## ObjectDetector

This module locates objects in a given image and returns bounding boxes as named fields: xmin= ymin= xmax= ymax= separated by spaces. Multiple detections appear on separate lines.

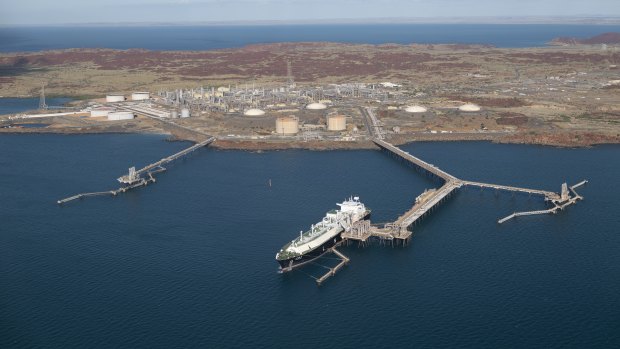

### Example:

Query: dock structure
xmin=58 ymin=137 xmax=215 ymax=204
xmin=326 ymin=112 xmax=588 ymax=285
xmin=370 ymin=137 xmax=584 ymax=225
xmin=460 ymin=180 xmax=561 ymax=202
xmin=308 ymin=135 xmax=587 ymax=285
xmin=118 ymin=137 xmax=214 ymax=184
xmin=315 ymin=247 xmax=350 ymax=286
xmin=497 ymin=180 xmax=587 ymax=223
xmin=373 ymin=138 xmax=457 ymax=182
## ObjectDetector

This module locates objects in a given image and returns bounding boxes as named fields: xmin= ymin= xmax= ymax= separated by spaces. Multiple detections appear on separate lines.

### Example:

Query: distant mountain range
xmin=550 ymin=32 xmax=620 ymax=45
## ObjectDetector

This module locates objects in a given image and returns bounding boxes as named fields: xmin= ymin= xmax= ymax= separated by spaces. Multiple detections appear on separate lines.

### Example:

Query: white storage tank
xmin=306 ymin=102 xmax=327 ymax=110
xmin=131 ymin=92 xmax=150 ymax=101
xmin=106 ymin=94 xmax=125 ymax=103
xmin=181 ymin=108 xmax=190 ymax=118
xmin=458 ymin=103 xmax=481 ymax=112
xmin=275 ymin=116 xmax=299 ymax=135
xmin=107 ymin=111 xmax=135 ymax=121
xmin=90 ymin=107 xmax=113 ymax=117
xmin=244 ymin=108 xmax=266 ymax=116
xmin=327 ymin=114 xmax=346 ymax=131
xmin=405 ymin=105 xmax=428 ymax=113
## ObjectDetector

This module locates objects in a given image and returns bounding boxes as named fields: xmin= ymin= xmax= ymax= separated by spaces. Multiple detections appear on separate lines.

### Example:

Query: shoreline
xmin=2 ymin=127 xmax=618 ymax=150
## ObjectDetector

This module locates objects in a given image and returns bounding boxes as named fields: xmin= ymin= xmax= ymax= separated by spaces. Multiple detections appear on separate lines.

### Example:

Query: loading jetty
xmin=314 ymin=137 xmax=587 ymax=285
xmin=57 ymin=137 xmax=214 ymax=204
xmin=312 ymin=108 xmax=587 ymax=285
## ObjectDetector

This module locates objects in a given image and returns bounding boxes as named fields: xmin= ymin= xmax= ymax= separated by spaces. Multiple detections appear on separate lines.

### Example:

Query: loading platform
xmin=57 ymin=137 xmax=214 ymax=204
xmin=315 ymin=134 xmax=587 ymax=285
xmin=371 ymin=138 xmax=584 ymax=224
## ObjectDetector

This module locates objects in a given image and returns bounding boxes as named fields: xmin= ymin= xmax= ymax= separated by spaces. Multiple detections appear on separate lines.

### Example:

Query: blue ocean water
xmin=0 ymin=98 xmax=73 ymax=115
xmin=1 ymin=24 xmax=620 ymax=52
xmin=1 ymin=133 xmax=619 ymax=348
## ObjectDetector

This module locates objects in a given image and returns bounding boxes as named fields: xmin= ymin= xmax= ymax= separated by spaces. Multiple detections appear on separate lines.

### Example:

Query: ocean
xmin=1 ymin=24 xmax=620 ymax=52
xmin=0 ymin=98 xmax=73 ymax=115
xmin=1 ymin=133 xmax=619 ymax=348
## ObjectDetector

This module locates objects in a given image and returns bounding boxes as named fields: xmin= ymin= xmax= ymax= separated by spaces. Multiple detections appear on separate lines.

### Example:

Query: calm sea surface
xmin=0 ymin=98 xmax=73 ymax=115
xmin=1 ymin=24 xmax=620 ymax=52
xmin=1 ymin=133 xmax=619 ymax=348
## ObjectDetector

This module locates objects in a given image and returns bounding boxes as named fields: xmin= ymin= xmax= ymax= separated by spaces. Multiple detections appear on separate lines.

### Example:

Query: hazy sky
xmin=1 ymin=0 xmax=619 ymax=25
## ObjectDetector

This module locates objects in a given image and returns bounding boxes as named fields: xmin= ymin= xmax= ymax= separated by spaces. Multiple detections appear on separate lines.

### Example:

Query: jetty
xmin=315 ymin=247 xmax=350 ymax=286
xmin=313 ymin=108 xmax=587 ymax=285
xmin=57 ymin=137 xmax=214 ymax=204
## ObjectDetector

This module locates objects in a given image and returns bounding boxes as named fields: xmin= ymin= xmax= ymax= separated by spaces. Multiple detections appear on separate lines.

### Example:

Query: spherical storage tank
xmin=131 ymin=92 xmax=150 ymax=101
xmin=458 ymin=103 xmax=481 ymax=112
xmin=275 ymin=116 xmax=299 ymax=135
xmin=106 ymin=94 xmax=125 ymax=103
xmin=244 ymin=108 xmax=266 ymax=116
xmin=306 ymin=102 xmax=327 ymax=110
xmin=327 ymin=114 xmax=346 ymax=131
xmin=405 ymin=105 xmax=428 ymax=113
xmin=107 ymin=111 xmax=135 ymax=121
xmin=181 ymin=108 xmax=190 ymax=118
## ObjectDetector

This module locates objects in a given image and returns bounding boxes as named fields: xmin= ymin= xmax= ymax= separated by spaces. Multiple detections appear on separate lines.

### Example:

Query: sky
xmin=1 ymin=0 xmax=619 ymax=25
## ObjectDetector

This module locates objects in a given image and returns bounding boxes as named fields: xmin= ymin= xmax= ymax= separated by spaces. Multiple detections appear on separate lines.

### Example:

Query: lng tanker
xmin=276 ymin=197 xmax=370 ymax=272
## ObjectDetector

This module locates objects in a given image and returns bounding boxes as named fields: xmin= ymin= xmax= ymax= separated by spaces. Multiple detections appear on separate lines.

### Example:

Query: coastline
xmin=2 ymin=126 xmax=618 ymax=149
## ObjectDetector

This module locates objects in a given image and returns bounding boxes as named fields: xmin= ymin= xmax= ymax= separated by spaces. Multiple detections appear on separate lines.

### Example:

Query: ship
xmin=276 ymin=197 xmax=371 ymax=272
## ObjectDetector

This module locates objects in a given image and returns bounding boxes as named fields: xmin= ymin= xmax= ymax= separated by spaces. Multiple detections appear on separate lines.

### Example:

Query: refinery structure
xmin=62 ymin=79 xmax=485 ymax=142
xmin=5 ymin=59 xmax=503 ymax=144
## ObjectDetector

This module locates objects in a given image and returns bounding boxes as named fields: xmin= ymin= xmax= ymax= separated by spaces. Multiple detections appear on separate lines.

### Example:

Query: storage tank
xmin=275 ymin=116 xmax=299 ymax=135
xmin=306 ymin=102 xmax=327 ymax=110
xmin=131 ymin=92 xmax=150 ymax=101
xmin=327 ymin=114 xmax=346 ymax=131
xmin=405 ymin=105 xmax=428 ymax=113
xmin=181 ymin=108 xmax=190 ymax=118
xmin=106 ymin=94 xmax=125 ymax=103
xmin=244 ymin=108 xmax=266 ymax=116
xmin=90 ymin=108 xmax=113 ymax=117
xmin=458 ymin=103 xmax=481 ymax=112
xmin=107 ymin=111 xmax=135 ymax=121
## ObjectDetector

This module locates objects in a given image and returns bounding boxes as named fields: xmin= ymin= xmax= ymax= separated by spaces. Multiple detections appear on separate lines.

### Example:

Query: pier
xmin=58 ymin=137 xmax=214 ymax=204
xmin=315 ymin=247 xmax=350 ymax=286
xmin=497 ymin=180 xmax=587 ymax=223
xmin=370 ymin=137 xmax=585 ymax=227
xmin=315 ymin=110 xmax=587 ymax=285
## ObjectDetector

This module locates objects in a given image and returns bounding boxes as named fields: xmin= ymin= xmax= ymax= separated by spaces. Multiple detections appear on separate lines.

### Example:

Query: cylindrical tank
xmin=90 ymin=108 xmax=113 ymax=117
xmin=327 ymin=114 xmax=346 ymax=131
xmin=107 ymin=111 xmax=134 ymax=121
xmin=459 ymin=103 xmax=481 ymax=112
xmin=244 ymin=108 xmax=265 ymax=116
xmin=181 ymin=108 xmax=190 ymax=118
xmin=131 ymin=92 xmax=150 ymax=101
xmin=171 ymin=111 xmax=179 ymax=119
xmin=306 ymin=102 xmax=327 ymax=110
xmin=405 ymin=105 xmax=427 ymax=113
xmin=106 ymin=94 xmax=125 ymax=103
xmin=275 ymin=116 xmax=299 ymax=135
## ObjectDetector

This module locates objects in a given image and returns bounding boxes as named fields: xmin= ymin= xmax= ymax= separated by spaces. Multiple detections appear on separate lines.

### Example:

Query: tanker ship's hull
xmin=277 ymin=234 xmax=343 ymax=272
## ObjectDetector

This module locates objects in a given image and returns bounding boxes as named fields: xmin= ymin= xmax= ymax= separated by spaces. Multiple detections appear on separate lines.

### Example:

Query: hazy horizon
xmin=2 ymin=0 xmax=620 ymax=26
